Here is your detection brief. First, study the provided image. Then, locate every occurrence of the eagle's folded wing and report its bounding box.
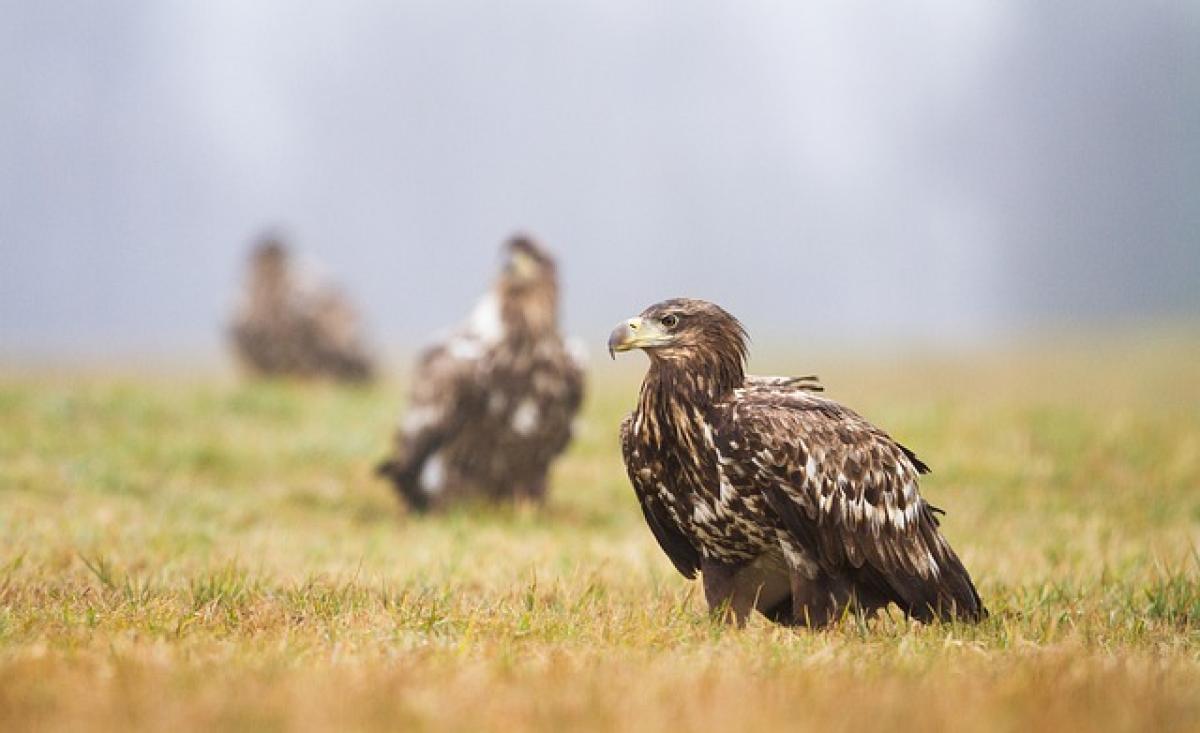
[716,391,984,620]
[377,340,480,494]
[621,415,701,579]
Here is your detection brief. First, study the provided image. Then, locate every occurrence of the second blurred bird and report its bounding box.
[377,234,585,512]
[229,233,376,383]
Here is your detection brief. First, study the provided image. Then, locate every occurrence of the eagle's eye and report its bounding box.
[660,314,679,329]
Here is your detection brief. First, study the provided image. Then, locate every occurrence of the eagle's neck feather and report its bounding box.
[498,278,559,341]
[637,357,741,451]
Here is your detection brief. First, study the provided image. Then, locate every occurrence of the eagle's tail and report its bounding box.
[900,544,987,623]
[934,549,986,622]
[853,551,985,625]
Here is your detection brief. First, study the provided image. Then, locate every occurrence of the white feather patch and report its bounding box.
[466,291,504,344]
[565,337,589,368]
[446,337,485,361]
[692,500,717,524]
[402,406,442,434]
[511,398,540,436]
[419,453,445,494]
[780,539,820,578]
[718,476,733,504]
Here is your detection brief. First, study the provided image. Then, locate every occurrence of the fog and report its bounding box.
[1,1,1196,360]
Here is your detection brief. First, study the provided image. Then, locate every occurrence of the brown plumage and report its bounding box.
[229,236,375,382]
[609,298,985,628]
[378,234,585,512]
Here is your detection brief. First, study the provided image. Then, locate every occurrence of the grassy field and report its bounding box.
[2,334,1199,732]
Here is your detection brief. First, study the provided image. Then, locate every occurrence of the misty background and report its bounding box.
[1,1,1197,363]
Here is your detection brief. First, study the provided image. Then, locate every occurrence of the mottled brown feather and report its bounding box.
[616,298,984,626]
[379,235,584,511]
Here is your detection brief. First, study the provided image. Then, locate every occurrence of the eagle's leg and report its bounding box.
[788,571,855,629]
[513,475,549,503]
[700,558,754,626]
[701,557,793,627]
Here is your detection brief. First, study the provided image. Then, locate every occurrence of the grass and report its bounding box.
[1,333,1199,731]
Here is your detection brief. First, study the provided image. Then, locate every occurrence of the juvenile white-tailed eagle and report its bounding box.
[230,235,375,382]
[378,235,585,511]
[608,298,984,627]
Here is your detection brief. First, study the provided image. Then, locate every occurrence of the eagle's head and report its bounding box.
[246,235,293,308]
[251,235,288,279]
[608,298,748,390]
[499,234,557,292]
[496,233,560,333]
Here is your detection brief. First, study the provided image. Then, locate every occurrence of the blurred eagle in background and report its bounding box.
[229,234,376,383]
[378,234,585,511]
[609,299,984,628]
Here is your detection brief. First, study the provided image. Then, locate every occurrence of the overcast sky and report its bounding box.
[1,1,1196,360]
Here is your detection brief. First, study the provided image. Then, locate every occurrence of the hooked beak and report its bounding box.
[607,317,671,359]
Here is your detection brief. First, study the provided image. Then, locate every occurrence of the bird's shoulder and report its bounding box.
[710,384,953,578]
[743,373,824,392]
[716,384,929,477]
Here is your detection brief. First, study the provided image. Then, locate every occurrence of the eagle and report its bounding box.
[378,235,585,512]
[229,235,375,382]
[608,299,985,627]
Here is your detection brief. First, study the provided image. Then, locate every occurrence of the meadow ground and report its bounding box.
[1,333,1199,732]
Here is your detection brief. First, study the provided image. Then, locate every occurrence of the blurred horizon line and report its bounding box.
[3,316,1196,376]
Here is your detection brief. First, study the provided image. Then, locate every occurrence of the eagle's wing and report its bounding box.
[389,289,508,466]
[745,374,823,392]
[561,344,586,425]
[526,344,586,462]
[376,336,482,507]
[715,389,983,620]
[620,415,701,579]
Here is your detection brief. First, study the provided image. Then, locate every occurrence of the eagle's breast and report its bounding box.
[638,405,779,564]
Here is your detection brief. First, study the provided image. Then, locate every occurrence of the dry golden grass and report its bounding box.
[1,332,1198,732]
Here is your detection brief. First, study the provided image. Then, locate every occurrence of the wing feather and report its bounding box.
[376,339,481,507]
[744,374,824,392]
[620,415,701,579]
[716,389,984,620]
